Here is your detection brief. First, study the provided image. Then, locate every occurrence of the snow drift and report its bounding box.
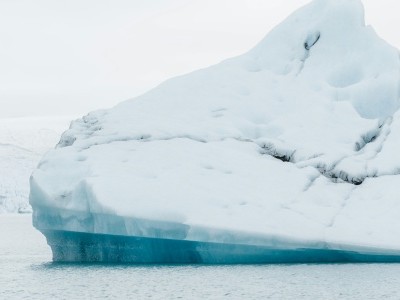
[30,0,400,262]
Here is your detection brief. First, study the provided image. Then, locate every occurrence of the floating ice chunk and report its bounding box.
[30,0,400,263]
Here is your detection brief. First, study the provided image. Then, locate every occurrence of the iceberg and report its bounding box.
[30,0,400,263]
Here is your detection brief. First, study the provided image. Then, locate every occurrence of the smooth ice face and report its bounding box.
[31,0,400,255]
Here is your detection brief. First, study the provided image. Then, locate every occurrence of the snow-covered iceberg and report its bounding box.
[30,0,400,263]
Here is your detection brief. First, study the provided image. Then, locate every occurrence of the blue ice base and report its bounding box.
[42,230,400,264]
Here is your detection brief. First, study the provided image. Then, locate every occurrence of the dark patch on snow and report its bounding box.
[272,153,291,163]
[355,118,392,152]
[355,127,381,152]
[304,31,321,51]
[259,143,293,163]
[57,135,76,148]
[354,135,377,152]
[297,31,321,75]
[323,170,365,186]
[259,141,368,186]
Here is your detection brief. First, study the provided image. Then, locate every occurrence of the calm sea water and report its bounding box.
[1,215,400,299]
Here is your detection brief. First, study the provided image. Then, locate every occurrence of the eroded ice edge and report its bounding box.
[31,0,400,263]
[34,207,400,263]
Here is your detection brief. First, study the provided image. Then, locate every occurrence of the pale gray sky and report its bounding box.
[1,0,398,117]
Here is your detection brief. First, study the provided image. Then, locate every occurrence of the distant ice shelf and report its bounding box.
[0,117,71,213]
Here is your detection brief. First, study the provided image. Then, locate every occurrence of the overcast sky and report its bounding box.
[1,0,399,118]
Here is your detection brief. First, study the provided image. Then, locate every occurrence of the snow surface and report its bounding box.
[0,117,71,213]
[31,0,400,251]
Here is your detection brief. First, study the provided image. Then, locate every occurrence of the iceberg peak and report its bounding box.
[249,0,399,119]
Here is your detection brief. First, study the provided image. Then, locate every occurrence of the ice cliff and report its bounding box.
[30,0,400,262]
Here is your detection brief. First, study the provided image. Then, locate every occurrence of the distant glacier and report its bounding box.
[0,117,70,213]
